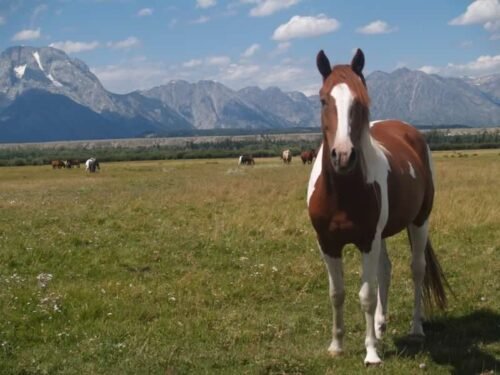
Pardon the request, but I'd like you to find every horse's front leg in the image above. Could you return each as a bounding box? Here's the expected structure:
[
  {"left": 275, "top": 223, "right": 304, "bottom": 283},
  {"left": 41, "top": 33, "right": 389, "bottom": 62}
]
[
  {"left": 359, "top": 237, "right": 382, "bottom": 365},
  {"left": 375, "top": 240, "right": 391, "bottom": 339},
  {"left": 320, "top": 246, "right": 345, "bottom": 356}
]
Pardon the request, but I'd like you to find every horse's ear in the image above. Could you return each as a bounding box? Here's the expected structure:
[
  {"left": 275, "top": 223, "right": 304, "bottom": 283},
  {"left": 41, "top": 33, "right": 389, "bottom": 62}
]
[
  {"left": 351, "top": 48, "right": 365, "bottom": 76},
  {"left": 317, "top": 50, "right": 332, "bottom": 81}
]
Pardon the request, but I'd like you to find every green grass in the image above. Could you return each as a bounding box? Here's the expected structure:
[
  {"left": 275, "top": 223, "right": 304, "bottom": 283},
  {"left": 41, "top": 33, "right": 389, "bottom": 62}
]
[{"left": 0, "top": 151, "right": 499, "bottom": 374}]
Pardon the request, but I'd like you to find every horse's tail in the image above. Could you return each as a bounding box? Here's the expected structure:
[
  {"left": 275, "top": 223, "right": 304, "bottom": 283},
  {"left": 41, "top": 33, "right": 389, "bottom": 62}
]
[{"left": 423, "top": 239, "right": 452, "bottom": 311}]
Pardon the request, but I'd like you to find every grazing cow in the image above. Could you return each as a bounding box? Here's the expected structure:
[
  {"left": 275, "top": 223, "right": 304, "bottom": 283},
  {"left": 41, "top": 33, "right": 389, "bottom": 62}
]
[
  {"left": 282, "top": 149, "right": 292, "bottom": 164},
  {"left": 85, "top": 158, "right": 100, "bottom": 173},
  {"left": 300, "top": 149, "right": 317, "bottom": 164},
  {"left": 238, "top": 154, "right": 255, "bottom": 165},
  {"left": 307, "top": 48, "right": 449, "bottom": 365},
  {"left": 51, "top": 160, "right": 65, "bottom": 169}
]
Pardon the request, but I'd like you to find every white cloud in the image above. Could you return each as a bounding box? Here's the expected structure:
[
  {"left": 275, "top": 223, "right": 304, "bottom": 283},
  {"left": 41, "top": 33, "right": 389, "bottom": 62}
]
[
  {"left": 484, "top": 19, "right": 500, "bottom": 31},
  {"left": 224, "top": 63, "right": 260, "bottom": 80},
  {"left": 0, "top": 16, "right": 5, "bottom": 25},
  {"left": 137, "top": 8, "right": 153, "bottom": 17},
  {"left": 418, "top": 65, "right": 441, "bottom": 75},
  {"left": 270, "top": 42, "right": 291, "bottom": 56},
  {"left": 12, "top": 28, "right": 41, "bottom": 41},
  {"left": 92, "top": 63, "right": 171, "bottom": 93},
  {"left": 272, "top": 14, "right": 340, "bottom": 41},
  {"left": 191, "top": 15, "right": 210, "bottom": 24},
  {"left": 249, "top": 0, "right": 299, "bottom": 17},
  {"left": 259, "top": 66, "right": 303, "bottom": 85},
  {"left": 449, "top": 0, "right": 500, "bottom": 26},
  {"left": 356, "top": 20, "right": 397, "bottom": 35},
  {"left": 49, "top": 40, "right": 100, "bottom": 53},
  {"left": 418, "top": 55, "right": 500, "bottom": 77},
  {"left": 206, "top": 56, "right": 231, "bottom": 65},
  {"left": 197, "top": 0, "right": 216, "bottom": 8},
  {"left": 31, "top": 4, "right": 48, "bottom": 25},
  {"left": 169, "top": 19, "right": 178, "bottom": 29},
  {"left": 241, "top": 43, "right": 260, "bottom": 58},
  {"left": 108, "top": 37, "right": 140, "bottom": 50},
  {"left": 183, "top": 59, "right": 203, "bottom": 68}
]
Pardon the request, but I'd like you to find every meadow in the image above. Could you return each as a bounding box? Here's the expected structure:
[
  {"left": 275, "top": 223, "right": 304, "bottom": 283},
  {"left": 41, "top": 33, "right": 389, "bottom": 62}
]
[{"left": 0, "top": 150, "right": 499, "bottom": 374}]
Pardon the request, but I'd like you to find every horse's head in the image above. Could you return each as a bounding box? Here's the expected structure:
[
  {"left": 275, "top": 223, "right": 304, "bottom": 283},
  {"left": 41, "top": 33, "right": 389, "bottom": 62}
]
[{"left": 317, "top": 48, "right": 370, "bottom": 175}]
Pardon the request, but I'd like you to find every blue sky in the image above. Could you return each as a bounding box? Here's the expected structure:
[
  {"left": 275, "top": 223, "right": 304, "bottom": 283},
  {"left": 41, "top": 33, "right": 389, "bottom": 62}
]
[{"left": 0, "top": 0, "right": 499, "bottom": 94}]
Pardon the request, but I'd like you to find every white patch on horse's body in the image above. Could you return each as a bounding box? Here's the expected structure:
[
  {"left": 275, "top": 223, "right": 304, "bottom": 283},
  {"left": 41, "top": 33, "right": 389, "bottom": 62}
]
[
  {"left": 14, "top": 64, "right": 27, "bottom": 79},
  {"left": 307, "top": 143, "right": 323, "bottom": 207},
  {"left": 330, "top": 83, "right": 354, "bottom": 151},
  {"left": 238, "top": 155, "right": 243, "bottom": 165},
  {"left": 408, "top": 161, "right": 416, "bottom": 179},
  {"left": 85, "top": 158, "right": 93, "bottom": 171}
]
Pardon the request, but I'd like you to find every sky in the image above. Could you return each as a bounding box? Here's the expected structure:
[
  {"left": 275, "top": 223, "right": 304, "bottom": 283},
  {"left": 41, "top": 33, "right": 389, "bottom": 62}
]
[{"left": 0, "top": 0, "right": 499, "bottom": 95}]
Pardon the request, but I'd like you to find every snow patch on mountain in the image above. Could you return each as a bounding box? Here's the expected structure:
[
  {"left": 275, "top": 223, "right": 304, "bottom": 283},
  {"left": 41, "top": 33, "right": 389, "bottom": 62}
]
[{"left": 14, "top": 64, "right": 27, "bottom": 79}]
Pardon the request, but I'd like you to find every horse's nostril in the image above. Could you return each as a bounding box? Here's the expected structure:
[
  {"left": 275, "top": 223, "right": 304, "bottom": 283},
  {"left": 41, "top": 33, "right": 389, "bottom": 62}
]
[{"left": 331, "top": 149, "right": 337, "bottom": 159}]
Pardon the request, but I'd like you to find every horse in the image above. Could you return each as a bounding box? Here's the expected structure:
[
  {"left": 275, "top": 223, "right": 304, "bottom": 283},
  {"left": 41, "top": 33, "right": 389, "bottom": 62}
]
[
  {"left": 67, "top": 159, "right": 80, "bottom": 168},
  {"left": 85, "top": 158, "right": 100, "bottom": 173},
  {"left": 238, "top": 155, "right": 255, "bottom": 166},
  {"left": 282, "top": 149, "right": 292, "bottom": 164},
  {"left": 51, "top": 160, "right": 65, "bottom": 169},
  {"left": 307, "top": 48, "right": 449, "bottom": 365},
  {"left": 300, "top": 149, "right": 316, "bottom": 164}
]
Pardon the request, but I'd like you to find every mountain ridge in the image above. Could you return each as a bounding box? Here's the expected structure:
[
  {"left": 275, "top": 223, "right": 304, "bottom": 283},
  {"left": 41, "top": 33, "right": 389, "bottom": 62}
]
[{"left": 0, "top": 46, "right": 499, "bottom": 142}]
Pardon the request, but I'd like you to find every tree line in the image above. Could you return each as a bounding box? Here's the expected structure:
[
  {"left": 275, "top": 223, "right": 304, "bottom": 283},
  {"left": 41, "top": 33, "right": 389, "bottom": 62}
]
[{"left": 0, "top": 129, "right": 499, "bottom": 167}]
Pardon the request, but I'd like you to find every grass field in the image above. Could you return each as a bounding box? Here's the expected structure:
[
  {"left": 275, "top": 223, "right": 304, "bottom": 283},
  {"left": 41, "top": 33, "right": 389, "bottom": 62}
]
[{"left": 0, "top": 150, "right": 499, "bottom": 374}]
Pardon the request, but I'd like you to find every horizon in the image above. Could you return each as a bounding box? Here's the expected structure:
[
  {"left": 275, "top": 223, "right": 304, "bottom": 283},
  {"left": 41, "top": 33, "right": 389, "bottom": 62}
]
[{"left": 0, "top": 0, "right": 499, "bottom": 95}]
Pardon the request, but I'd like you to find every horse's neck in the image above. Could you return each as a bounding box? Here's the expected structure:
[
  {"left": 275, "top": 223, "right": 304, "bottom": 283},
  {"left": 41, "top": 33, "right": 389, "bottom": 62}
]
[{"left": 359, "top": 127, "right": 389, "bottom": 184}]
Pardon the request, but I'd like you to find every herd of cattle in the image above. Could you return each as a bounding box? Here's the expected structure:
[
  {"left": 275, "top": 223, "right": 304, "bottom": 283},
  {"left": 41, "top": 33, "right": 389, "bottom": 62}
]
[{"left": 51, "top": 158, "right": 100, "bottom": 172}]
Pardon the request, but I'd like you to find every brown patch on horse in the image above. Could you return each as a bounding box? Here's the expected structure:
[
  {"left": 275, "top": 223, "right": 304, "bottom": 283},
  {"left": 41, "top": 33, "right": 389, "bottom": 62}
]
[
  {"left": 370, "top": 121, "right": 434, "bottom": 236},
  {"left": 309, "top": 163, "right": 381, "bottom": 257}
]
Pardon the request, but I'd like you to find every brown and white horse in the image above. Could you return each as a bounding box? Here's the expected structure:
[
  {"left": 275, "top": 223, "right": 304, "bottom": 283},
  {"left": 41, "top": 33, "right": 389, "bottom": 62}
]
[
  {"left": 300, "top": 149, "right": 316, "bottom": 164},
  {"left": 307, "top": 49, "right": 448, "bottom": 365},
  {"left": 282, "top": 149, "right": 292, "bottom": 164}
]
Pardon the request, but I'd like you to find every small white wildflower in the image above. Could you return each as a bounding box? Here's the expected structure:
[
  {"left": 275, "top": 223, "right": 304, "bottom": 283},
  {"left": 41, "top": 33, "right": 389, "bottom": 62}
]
[
  {"left": 169, "top": 296, "right": 176, "bottom": 302},
  {"left": 239, "top": 256, "right": 248, "bottom": 261},
  {"left": 37, "top": 273, "right": 53, "bottom": 288},
  {"left": 419, "top": 363, "right": 426, "bottom": 369},
  {"left": 272, "top": 266, "right": 278, "bottom": 272}
]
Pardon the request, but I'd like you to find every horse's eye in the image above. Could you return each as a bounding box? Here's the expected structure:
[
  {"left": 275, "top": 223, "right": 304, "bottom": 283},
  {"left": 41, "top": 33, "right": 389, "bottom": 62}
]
[{"left": 320, "top": 99, "right": 327, "bottom": 107}]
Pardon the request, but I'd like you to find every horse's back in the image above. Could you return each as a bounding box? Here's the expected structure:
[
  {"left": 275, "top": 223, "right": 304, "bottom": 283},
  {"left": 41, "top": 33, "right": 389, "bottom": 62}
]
[{"left": 370, "top": 120, "right": 434, "bottom": 233}]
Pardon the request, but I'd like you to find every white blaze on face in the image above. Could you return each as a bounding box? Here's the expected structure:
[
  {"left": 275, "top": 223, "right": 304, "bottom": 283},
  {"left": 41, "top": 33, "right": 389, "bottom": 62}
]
[{"left": 330, "top": 83, "right": 354, "bottom": 152}]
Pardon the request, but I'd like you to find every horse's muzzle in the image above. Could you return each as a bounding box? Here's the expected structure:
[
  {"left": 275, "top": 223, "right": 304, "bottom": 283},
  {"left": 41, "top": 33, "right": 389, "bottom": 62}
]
[{"left": 331, "top": 147, "right": 358, "bottom": 174}]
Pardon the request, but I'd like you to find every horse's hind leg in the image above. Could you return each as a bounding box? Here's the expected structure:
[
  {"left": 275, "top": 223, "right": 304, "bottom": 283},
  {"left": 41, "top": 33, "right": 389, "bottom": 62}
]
[
  {"left": 408, "top": 221, "right": 428, "bottom": 337},
  {"left": 375, "top": 240, "right": 391, "bottom": 339}
]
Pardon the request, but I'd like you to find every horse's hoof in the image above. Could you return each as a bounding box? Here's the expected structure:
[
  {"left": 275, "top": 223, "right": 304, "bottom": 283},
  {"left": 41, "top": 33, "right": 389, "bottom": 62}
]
[
  {"left": 407, "top": 334, "right": 425, "bottom": 343},
  {"left": 328, "top": 349, "right": 344, "bottom": 358},
  {"left": 364, "top": 351, "right": 382, "bottom": 366},
  {"left": 364, "top": 359, "right": 382, "bottom": 367}
]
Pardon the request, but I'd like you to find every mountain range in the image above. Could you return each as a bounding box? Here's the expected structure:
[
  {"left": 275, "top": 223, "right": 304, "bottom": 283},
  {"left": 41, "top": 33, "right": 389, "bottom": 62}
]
[{"left": 0, "top": 46, "right": 499, "bottom": 143}]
